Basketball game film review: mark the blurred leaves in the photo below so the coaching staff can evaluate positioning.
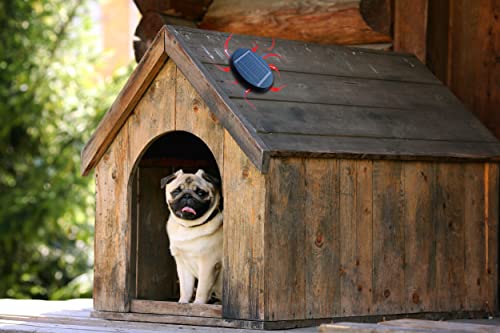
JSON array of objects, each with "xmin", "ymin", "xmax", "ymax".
[{"xmin": 0, "ymin": 0, "xmax": 131, "ymax": 299}]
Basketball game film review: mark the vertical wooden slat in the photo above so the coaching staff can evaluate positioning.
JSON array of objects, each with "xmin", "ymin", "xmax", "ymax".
[
  {"xmin": 127, "ymin": 59, "xmax": 176, "ymax": 167},
  {"xmin": 427, "ymin": 0, "xmax": 499, "ymax": 137},
  {"xmin": 463, "ymin": 163, "xmax": 487, "ymax": 310},
  {"xmin": 222, "ymin": 131, "xmax": 266, "ymax": 320},
  {"xmin": 403, "ymin": 162, "xmax": 436, "ymax": 313},
  {"xmin": 175, "ymin": 68, "xmax": 224, "ymax": 170},
  {"xmin": 340, "ymin": 160, "xmax": 373, "ymax": 316},
  {"xmin": 265, "ymin": 158, "xmax": 306, "ymax": 321},
  {"xmin": 129, "ymin": 170, "xmax": 138, "ymax": 299},
  {"xmin": 393, "ymin": 0, "xmax": 429, "ymax": 62},
  {"xmin": 94, "ymin": 125, "xmax": 131, "ymax": 312},
  {"xmin": 426, "ymin": 0, "xmax": 451, "ymax": 84},
  {"xmin": 304, "ymin": 159, "xmax": 340, "ymax": 319},
  {"xmin": 435, "ymin": 163, "xmax": 466, "ymax": 312},
  {"xmin": 136, "ymin": 167, "xmax": 178, "ymax": 301},
  {"xmin": 487, "ymin": 163, "xmax": 499, "ymax": 312},
  {"xmin": 372, "ymin": 161, "xmax": 405, "ymax": 314},
  {"xmin": 448, "ymin": 0, "xmax": 499, "ymax": 137}
]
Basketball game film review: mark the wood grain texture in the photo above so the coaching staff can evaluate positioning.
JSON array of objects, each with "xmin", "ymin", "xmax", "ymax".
[
  {"xmin": 360, "ymin": 0, "xmax": 392, "ymax": 36},
  {"xmin": 321, "ymin": 320, "xmax": 500, "ymax": 333},
  {"xmin": 265, "ymin": 158, "xmax": 306, "ymax": 321},
  {"xmin": 207, "ymin": 66, "xmax": 458, "ymax": 110},
  {"xmin": 380, "ymin": 319, "xmax": 500, "ymax": 333},
  {"xmin": 222, "ymin": 131, "xmax": 266, "ymax": 320},
  {"xmin": 81, "ymin": 27, "xmax": 168, "ymax": 176},
  {"xmin": 435, "ymin": 163, "xmax": 466, "ymax": 312},
  {"xmin": 426, "ymin": 0, "xmax": 451, "ymax": 84},
  {"xmin": 174, "ymin": 26, "xmax": 434, "ymax": 84},
  {"xmin": 304, "ymin": 159, "xmax": 340, "ymax": 318},
  {"xmin": 133, "ymin": 0, "xmax": 212, "ymax": 19},
  {"xmin": 448, "ymin": 0, "xmax": 500, "ymax": 138},
  {"xmin": 199, "ymin": 0, "xmax": 391, "ymax": 45},
  {"xmin": 127, "ymin": 59, "xmax": 176, "ymax": 169},
  {"xmin": 427, "ymin": 0, "xmax": 499, "ymax": 138},
  {"xmin": 94, "ymin": 125, "xmax": 131, "ymax": 312},
  {"xmin": 261, "ymin": 134, "xmax": 500, "ymax": 163},
  {"xmin": 92, "ymin": 310, "xmax": 243, "ymax": 329},
  {"xmin": 175, "ymin": 67, "xmax": 224, "ymax": 169},
  {"xmin": 393, "ymin": 0, "xmax": 428, "ymax": 63},
  {"xmin": 463, "ymin": 164, "xmax": 487, "ymax": 311},
  {"xmin": 234, "ymin": 100, "xmax": 496, "ymax": 143},
  {"xmin": 130, "ymin": 300, "xmax": 221, "ymax": 318},
  {"xmin": 372, "ymin": 161, "xmax": 405, "ymax": 314},
  {"xmin": 486, "ymin": 163, "xmax": 499, "ymax": 312},
  {"xmin": 403, "ymin": 162, "xmax": 437, "ymax": 313},
  {"xmin": 339, "ymin": 160, "xmax": 373, "ymax": 316}
]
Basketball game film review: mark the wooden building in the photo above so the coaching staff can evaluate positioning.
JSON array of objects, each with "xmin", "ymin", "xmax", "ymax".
[{"xmin": 81, "ymin": 26, "xmax": 500, "ymax": 329}]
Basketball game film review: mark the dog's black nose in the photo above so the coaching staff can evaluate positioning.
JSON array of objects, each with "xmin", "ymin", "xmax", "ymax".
[{"xmin": 182, "ymin": 193, "xmax": 192, "ymax": 200}]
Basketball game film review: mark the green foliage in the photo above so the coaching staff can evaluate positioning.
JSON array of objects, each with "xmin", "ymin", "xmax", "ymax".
[{"xmin": 0, "ymin": 0, "xmax": 131, "ymax": 299}]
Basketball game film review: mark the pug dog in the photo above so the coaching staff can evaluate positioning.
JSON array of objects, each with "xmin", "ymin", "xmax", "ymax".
[{"xmin": 161, "ymin": 169, "xmax": 223, "ymax": 304}]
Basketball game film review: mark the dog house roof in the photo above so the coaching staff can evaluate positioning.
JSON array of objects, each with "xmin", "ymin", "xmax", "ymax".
[{"xmin": 81, "ymin": 25, "xmax": 500, "ymax": 175}]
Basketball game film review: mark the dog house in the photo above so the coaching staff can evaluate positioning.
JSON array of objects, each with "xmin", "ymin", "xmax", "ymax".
[{"xmin": 81, "ymin": 26, "xmax": 500, "ymax": 329}]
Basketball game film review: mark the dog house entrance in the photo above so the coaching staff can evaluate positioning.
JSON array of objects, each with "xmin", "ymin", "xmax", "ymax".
[{"xmin": 129, "ymin": 131, "xmax": 221, "ymax": 316}]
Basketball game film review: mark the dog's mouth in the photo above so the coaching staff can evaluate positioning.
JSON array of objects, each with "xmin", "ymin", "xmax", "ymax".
[{"xmin": 180, "ymin": 206, "xmax": 197, "ymax": 216}]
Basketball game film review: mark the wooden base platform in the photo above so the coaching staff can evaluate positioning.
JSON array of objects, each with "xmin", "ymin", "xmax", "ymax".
[
  {"xmin": 0, "ymin": 299, "xmax": 316, "ymax": 332},
  {"xmin": 1, "ymin": 299, "xmax": 499, "ymax": 333}
]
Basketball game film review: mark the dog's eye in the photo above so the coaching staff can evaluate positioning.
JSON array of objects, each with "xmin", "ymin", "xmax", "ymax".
[
  {"xmin": 196, "ymin": 189, "xmax": 207, "ymax": 197},
  {"xmin": 171, "ymin": 188, "xmax": 182, "ymax": 196}
]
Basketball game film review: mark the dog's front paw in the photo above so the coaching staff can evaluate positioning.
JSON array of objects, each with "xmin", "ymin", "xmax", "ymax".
[
  {"xmin": 178, "ymin": 298, "xmax": 190, "ymax": 304},
  {"xmin": 193, "ymin": 298, "xmax": 208, "ymax": 304}
]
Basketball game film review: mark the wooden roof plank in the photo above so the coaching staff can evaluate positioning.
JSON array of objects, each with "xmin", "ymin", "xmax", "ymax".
[
  {"xmin": 261, "ymin": 133, "xmax": 500, "ymax": 162},
  {"xmin": 174, "ymin": 27, "xmax": 440, "ymax": 84},
  {"xmin": 207, "ymin": 65, "xmax": 464, "ymax": 110},
  {"xmin": 81, "ymin": 27, "xmax": 169, "ymax": 176},
  {"xmin": 235, "ymin": 100, "xmax": 497, "ymax": 143}
]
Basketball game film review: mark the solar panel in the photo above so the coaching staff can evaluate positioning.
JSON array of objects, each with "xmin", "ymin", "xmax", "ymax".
[{"xmin": 231, "ymin": 48, "xmax": 274, "ymax": 90}]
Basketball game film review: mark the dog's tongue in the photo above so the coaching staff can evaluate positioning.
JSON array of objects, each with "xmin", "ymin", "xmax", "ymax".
[{"xmin": 181, "ymin": 206, "xmax": 197, "ymax": 215}]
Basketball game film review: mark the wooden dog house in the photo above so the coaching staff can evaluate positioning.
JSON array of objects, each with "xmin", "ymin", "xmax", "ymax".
[{"xmin": 81, "ymin": 26, "xmax": 500, "ymax": 329}]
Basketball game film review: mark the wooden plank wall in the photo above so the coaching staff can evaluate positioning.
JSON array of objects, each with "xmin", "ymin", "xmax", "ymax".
[
  {"xmin": 94, "ymin": 60, "xmax": 176, "ymax": 311},
  {"xmin": 222, "ymin": 132, "xmax": 266, "ymax": 320},
  {"xmin": 94, "ymin": 58, "xmax": 268, "ymax": 320},
  {"xmin": 264, "ymin": 158, "xmax": 499, "ymax": 320},
  {"xmin": 395, "ymin": 0, "xmax": 499, "ymax": 139}
]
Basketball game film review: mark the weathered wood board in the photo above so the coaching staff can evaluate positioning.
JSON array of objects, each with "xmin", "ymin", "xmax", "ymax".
[
  {"xmin": 222, "ymin": 132, "xmax": 266, "ymax": 320},
  {"xmin": 263, "ymin": 158, "xmax": 497, "ymax": 321}
]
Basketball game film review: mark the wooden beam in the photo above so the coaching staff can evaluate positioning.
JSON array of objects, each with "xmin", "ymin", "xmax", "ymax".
[
  {"xmin": 199, "ymin": 0, "xmax": 392, "ymax": 45},
  {"xmin": 133, "ymin": 0, "xmax": 212, "ymax": 20},
  {"xmin": 132, "ymin": 0, "xmax": 393, "ymax": 62},
  {"xmin": 360, "ymin": 0, "xmax": 393, "ymax": 36},
  {"xmin": 393, "ymin": 0, "xmax": 428, "ymax": 62}
]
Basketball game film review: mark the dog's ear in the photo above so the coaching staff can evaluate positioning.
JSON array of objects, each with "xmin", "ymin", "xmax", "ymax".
[
  {"xmin": 160, "ymin": 169, "xmax": 183, "ymax": 189},
  {"xmin": 196, "ymin": 169, "xmax": 220, "ymax": 187}
]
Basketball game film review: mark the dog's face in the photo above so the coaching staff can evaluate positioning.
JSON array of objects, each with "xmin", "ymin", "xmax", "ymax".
[{"xmin": 161, "ymin": 169, "xmax": 220, "ymax": 222}]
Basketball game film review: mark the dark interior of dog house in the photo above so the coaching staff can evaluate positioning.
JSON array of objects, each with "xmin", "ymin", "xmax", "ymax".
[{"xmin": 129, "ymin": 131, "xmax": 220, "ymax": 302}]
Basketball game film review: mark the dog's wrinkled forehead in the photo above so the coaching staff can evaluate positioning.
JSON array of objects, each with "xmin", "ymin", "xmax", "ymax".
[
  {"xmin": 171, "ymin": 174, "xmax": 211, "ymax": 190},
  {"xmin": 161, "ymin": 169, "xmax": 219, "ymax": 192}
]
